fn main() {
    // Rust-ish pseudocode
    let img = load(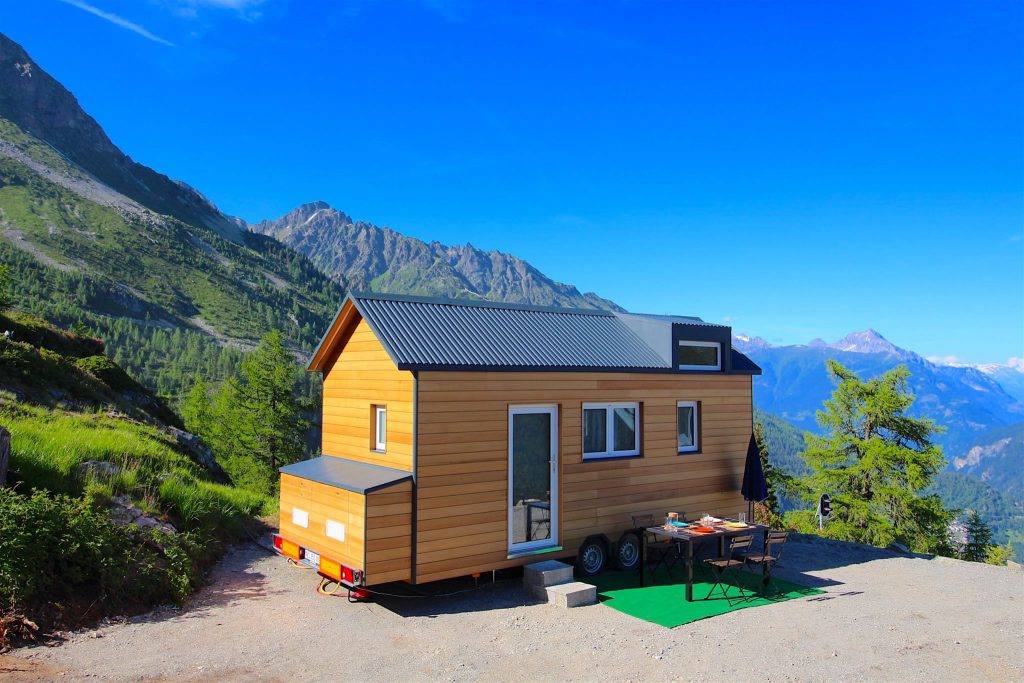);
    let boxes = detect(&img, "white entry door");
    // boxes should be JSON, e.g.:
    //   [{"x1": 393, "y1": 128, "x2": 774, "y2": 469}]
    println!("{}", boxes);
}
[{"x1": 508, "y1": 405, "x2": 559, "y2": 553}]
